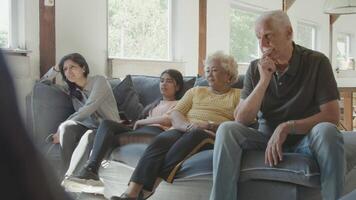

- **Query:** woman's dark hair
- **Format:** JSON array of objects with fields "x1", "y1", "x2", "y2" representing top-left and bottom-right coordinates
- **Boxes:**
[
  {"x1": 138, "y1": 69, "x2": 184, "y2": 119},
  {"x1": 58, "y1": 53, "x2": 90, "y2": 101}
]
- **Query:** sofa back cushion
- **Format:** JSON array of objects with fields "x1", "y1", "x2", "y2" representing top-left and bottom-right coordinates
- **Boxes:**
[
  {"x1": 112, "y1": 75, "x2": 144, "y2": 121},
  {"x1": 108, "y1": 78, "x2": 121, "y2": 89},
  {"x1": 343, "y1": 132, "x2": 356, "y2": 172},
  {"x1": 131, "y1": 75, "x2": 196, "y2": 107}
]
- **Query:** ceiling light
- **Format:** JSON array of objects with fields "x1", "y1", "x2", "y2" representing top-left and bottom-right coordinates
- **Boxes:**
[{"x1": 324, "y1": 0, "x2": 356, "y2": 14}]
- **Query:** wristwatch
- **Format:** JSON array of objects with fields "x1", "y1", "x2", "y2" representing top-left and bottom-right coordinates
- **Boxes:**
[
  {"x1": 287, "y1": 120, "x2": 297, "y2": 135},
  {"x1": 207, "y1": 121, "x2": 215, "y2": 131}
]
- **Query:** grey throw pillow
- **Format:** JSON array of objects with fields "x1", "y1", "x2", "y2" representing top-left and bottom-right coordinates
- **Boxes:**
[
  {"x1": 131, "y1": 75, "x2": 162, "y2": 107},
  {"x1": 112, "y1": 75, "x2": 144, "y2": 121},
  {"x1": 181, "y1": 76, "x2": 196, "y2": 98}
]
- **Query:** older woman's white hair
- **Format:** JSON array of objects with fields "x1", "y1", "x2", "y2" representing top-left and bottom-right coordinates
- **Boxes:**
[{"x1": 204, "y1": 51, "x2": 239, "y2": 83}]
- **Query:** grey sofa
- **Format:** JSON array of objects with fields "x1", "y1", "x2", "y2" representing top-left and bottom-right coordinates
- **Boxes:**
[{"x1": 27, "y1": 74, "x2": 356, "y2": 200}]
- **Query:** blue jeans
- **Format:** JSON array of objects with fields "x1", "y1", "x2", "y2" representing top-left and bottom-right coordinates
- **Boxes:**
[{"x1": 209, "y1": 121, "x2": 345, "y2": 200}]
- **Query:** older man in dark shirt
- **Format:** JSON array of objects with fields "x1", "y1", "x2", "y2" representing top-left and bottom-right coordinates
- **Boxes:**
[{"x1": 210, "y1": 10, "x2": 344, "y2": 200}]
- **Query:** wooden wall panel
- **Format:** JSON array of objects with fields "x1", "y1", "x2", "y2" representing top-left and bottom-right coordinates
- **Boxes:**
[
  {"x1": 329, "y1": 14, "x2": 340, "y2": 60},
  {"x1": 282, "y1": 0, "x2": 296, "y2": 11},
  {"x1": 198, "y1": 0, "x2": 207, "y2": 76},
  {"x1": 39, "y1": 0, "x2": 56, "y2": 76}
]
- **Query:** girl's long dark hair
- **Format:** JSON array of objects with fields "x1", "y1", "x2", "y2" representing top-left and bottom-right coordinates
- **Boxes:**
[
  {"x1": 58, "y1": 53, "x2": 90, "y2": 101},
  {"x1": 138, "y1": 69, "x2": 184, "y2": 119}
]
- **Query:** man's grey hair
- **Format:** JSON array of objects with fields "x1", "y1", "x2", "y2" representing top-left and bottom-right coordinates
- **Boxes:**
[
  {"x1": 204, "y1": 51, "x2": 239, "y2": 83},
  {"x1": 256, "y1": 10, "x2": 292, "y2": 31}
]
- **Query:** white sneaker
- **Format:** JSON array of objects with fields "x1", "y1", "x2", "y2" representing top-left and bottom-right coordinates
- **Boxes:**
[
  {"x1": 61, "y1": 177, "x2": 104, "y2": 193},
  {"x1": 69, "y1": 176, "x2": 104, "y2": 187}
]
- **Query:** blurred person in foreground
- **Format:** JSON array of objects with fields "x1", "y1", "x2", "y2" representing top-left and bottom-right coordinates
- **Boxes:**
[{"x1": 0, "y1": 50, "x2": 72, "y2": 199}]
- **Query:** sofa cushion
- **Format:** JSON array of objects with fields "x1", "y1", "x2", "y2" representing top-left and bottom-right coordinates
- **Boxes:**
[
  {"x1": 240, "y1": 151, "x2": 320, "y2": 187},
  {"x1": 110, "y1": 143, "x2": 148, "y2": 167},
  {"x1": 131, "y1": 75, "x2": 196, "y2": 107},
  {"x1": 177, "y1": 150, "x2": 320, "y2": 187},
  {"x1": 110, "y1": 145, "x2": 320, "y2": 187},
  {"x1": 112, "y1": 75, "x2": 144, "y2": 121},
  {"x1": 175, "y1": 149, "x2": 213, "y2": 179},
  {"x1": 194, "y1": 74, "x2": 244, "y2": 89},
  {"x1": 343, "y1": 132, "x2": 356, "y2": 172}
]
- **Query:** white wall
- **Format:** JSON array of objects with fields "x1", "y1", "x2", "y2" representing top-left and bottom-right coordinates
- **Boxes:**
[
  {"x1": 333, "y1": 15, "x2": 356, "y2": 62},
  {"x1": 4, "y1": 0, "x2": 39, "y2": 118},
  {"x1": 287, "y1": 0, "x2": 330, "y2": 56},
  {"x1": 207, "y1": 0, "x2": 231, "y2": 55},
  {"x1": 56, "y1": 0, "x2": 108, "y2": 76},
  {"x1": 172, "y1": 0, "x2": 199, "y2": 76},
  {"x1": 5, "y1": 54, "x2": 32, "y2": 118},
  {"x1": 25, "y1": 0, "x2": 40, "y2": 80}
]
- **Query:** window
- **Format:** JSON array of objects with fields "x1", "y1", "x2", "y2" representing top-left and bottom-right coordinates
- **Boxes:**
[
  {"x1": 296, "y1": 22, "x2": 316, "y2": 50},
  {"x1": 0, "y1": 0, "x2": 25, "y2": 50},
  {"x1": 336, "y1": 33, "x2": 351, "y2": 70},
  {"x1": 230, "y1": 6, "x2": 260, "y2": 64},
  {"x1": 0, "y1": 0, "x2": 9, "y2": 48},
  {"x1": 108, "y1": 0, "x2": 171, "y2": 60}
]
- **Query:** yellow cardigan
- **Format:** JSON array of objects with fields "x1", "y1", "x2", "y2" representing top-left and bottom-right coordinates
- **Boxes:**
[{"x1": 173, "y1": 86, "x2": 240, "y2": 124}]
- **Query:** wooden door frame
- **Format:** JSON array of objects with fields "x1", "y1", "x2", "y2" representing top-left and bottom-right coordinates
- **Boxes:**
[
  {"x1": 198, "y1": 0, "x2": 207, "y2": 76},
  {"x1": 39, "y1": 0, "x2": 56, "y2": 76}
]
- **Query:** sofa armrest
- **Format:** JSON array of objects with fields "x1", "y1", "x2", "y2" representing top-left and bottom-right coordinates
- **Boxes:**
[{"x1": 29, "y1": 81, "x2": 74, "y2": 149}]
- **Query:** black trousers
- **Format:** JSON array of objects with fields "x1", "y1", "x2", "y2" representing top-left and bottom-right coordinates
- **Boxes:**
[
  {"x1": 87, "y1": 120, "x2": 164, "y2": 172},
  {"x1": 130, "y1": 128, "x2": 214, "y2": 191}
]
